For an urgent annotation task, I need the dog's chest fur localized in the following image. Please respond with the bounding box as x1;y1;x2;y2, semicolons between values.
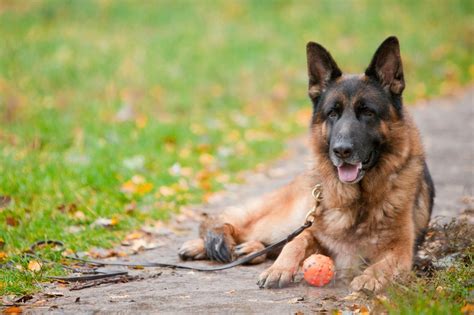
310;186;403;271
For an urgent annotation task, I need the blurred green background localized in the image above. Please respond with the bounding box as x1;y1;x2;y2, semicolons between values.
0;0;472;295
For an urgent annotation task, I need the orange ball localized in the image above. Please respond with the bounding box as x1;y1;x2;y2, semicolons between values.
302;254;335;287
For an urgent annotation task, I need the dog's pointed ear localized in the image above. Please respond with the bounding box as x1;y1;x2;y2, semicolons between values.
307;42;342;101
365;36;405;95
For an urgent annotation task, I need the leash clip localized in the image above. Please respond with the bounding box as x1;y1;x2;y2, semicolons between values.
305;184;323;225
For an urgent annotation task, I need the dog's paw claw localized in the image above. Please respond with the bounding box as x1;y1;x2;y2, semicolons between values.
350;274;383;293
257;266;295;289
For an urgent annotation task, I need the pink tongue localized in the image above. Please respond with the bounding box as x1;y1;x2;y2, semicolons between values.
337;163;360;182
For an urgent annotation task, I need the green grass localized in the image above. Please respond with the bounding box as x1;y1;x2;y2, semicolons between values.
0;0;472;299
384;253;473;315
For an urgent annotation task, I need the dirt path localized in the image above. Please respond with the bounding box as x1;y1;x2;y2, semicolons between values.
27;89;473;314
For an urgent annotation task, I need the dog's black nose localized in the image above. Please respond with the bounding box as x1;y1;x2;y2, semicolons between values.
333;144;353;159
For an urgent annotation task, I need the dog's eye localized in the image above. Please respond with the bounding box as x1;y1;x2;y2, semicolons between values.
361;109;374;117
328;110;338;119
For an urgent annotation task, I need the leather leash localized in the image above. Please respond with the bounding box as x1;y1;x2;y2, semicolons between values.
52;184;323;280
62;221;312;272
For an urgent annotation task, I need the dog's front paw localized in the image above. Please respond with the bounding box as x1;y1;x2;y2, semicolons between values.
350;274;384;293
257;266;296;289
178;239;207;261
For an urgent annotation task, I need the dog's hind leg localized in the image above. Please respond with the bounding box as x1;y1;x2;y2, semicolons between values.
179;173;314;263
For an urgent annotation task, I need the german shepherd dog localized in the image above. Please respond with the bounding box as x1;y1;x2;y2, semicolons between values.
179;36;435;293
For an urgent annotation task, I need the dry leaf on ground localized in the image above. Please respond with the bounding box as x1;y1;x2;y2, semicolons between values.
3;306;23;314
5;216;18;227
27;260;42;272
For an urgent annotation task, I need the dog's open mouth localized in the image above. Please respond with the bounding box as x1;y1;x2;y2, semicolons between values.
337;162;363;184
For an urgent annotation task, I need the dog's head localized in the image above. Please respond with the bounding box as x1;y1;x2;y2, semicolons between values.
308;36;405;184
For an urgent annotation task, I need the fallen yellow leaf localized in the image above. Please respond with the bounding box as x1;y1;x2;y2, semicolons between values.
136;182;153;195
124;231;144;241
3;306;23;314
110;217;120;226
120;180;136;193
28;260;42;272
359;305;370;315
121;176;153;195
61;248;75;257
